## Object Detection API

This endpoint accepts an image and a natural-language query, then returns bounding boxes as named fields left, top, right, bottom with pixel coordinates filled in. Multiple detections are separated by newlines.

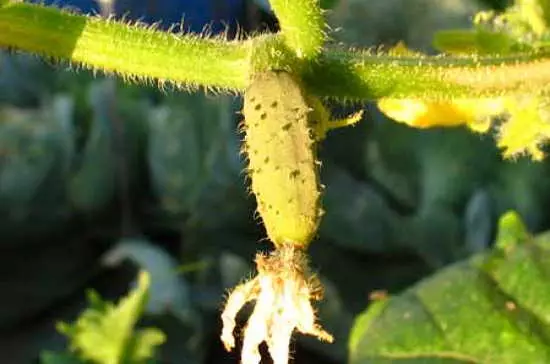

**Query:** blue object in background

left=31, top=0, right=245, bottom=33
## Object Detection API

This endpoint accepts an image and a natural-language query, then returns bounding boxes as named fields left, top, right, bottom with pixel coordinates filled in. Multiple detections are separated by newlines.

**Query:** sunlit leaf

left=516, top=0, right=550, bottom=36
left=494, top=210, right=530, bottom=251
left=473, top=0, right=550, bottom=44
left=433, top=29, right=521, bottom=54
left=349, top=211, right=550, bottom=363
left=57, top=271, right=165, bottom=364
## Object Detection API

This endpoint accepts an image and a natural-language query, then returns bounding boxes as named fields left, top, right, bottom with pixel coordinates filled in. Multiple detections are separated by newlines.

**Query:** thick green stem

left=0, top=3, right=250, bottom=91
left=269, top=0, right=325, bottom=60
left=1, top=3, right=550, bottom=101
left=303, top=49, right=550, bottom=100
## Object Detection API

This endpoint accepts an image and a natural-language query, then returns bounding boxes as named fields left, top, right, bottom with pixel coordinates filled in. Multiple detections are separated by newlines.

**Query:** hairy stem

left=0, top=3, right=250, bottom=91
left=304, top=49, right=550, bottom=100
left=269, top=0, right=326, bottom=60
left=1, top=3, right=550, bottom=100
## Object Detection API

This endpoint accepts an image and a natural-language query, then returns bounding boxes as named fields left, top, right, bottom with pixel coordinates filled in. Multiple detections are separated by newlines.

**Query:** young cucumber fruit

left=242, top=71, right=322, bottom=249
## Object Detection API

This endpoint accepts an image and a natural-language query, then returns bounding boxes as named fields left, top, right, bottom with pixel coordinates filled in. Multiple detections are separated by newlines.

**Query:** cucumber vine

left=2, top=0, right=550, bottom=363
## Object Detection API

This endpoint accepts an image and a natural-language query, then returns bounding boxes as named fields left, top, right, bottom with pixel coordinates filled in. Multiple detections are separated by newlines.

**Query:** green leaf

left=517, top=0, right=550, bottom=36
left=472, top=0, right=550, bottom=45
left=320, top=0, right=339, bottom=9
left=349, top=212, right=550, bottom=363
left=57, top=271, right=166, bottom=364
left=40, top=352, right=83, bottom=364
left=68, top=80, right=116, bottom=212
left=494, top=210, right=530, bottom=251
left=433, top=29, right=522, bottom=55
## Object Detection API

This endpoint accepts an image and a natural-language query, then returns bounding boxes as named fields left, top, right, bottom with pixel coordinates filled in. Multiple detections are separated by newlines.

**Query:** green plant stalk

left=269, top=0, right=326, bottom=60
left=1, top=3, right=550, bottom=100
left=305, top=49, right=550, bottom=100
left=0, top=3, right=250, bottom=91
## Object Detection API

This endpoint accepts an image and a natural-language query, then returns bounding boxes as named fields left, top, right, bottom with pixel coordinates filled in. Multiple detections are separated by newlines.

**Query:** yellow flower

left=497, top=97, right=550, bottom=160
left=378, top=95, right=550, bottom=160
left=378, top=97, right=507, bottom=132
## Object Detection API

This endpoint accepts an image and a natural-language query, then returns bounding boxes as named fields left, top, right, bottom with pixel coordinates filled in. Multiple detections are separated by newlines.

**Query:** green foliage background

left=1, top=0, right=550, bottom=363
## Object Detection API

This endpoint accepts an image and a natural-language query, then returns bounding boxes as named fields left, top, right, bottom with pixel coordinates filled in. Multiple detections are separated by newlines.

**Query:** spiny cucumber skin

left=243, top=71, right=321, bottom=249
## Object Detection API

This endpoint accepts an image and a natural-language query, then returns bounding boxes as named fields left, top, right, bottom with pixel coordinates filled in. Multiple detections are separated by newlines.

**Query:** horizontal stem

left=0, top=3, right=250, bottom=91
left=1, top=3, right=550, bottom=101
left=304, top=49, right=550, bottom=100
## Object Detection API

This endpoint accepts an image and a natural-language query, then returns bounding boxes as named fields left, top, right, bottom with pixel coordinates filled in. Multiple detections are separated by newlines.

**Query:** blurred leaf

left=175, top=260, right=211, bottom=275
left=68, top=80, right=117, bottom=212
left=51, top=94, right=76, bottom=172
left=516, top=0, right=550, bottom=36
left=254, top=0, right=339, bottom=12
left=40, top=352, right=83, bottom=364
left=327, top=0, right=480, bottom=49
left=433, top=29, right=521, bottom=54
left=493, top=158, right=550, bottom=232
left=473, top=0, right=550, bottom=47
left=477, top=0, right=508, bottom=10
left=253, top=0, right=272, bottom=12
left=320, top=163, right=404, bottom=254
left=0, top=52, right=60, bottom=106
left=414, top=128, right=498, bottom=210
left=494, top=210, right=530, bottom=250
left=365, top=114, right=421, bottom=210
left=405, top=206, right=463, bottom=268
left=113, top=85, right=150, bottom=194
left=349, top=211, right=550, bottom=363
left=147, top=93, right=248, bottom=228
left=147, top=97, right=203, bottom=215
left=218, top=251, right=250, bottom=289
left=0, top=95, right=75, bottom=236
left=321, top=0, right=339, bottom=9
left=463, top=188, right=493, bottom=255
left=102, top=238, right=193, bottom=321
left=0, top=107, right=57, bottom=208
left=57, top=271, right=166, bottom=364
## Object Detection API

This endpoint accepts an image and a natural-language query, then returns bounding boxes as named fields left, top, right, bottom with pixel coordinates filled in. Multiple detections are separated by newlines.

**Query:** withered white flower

left=221, top=243, right=333, bottom=364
